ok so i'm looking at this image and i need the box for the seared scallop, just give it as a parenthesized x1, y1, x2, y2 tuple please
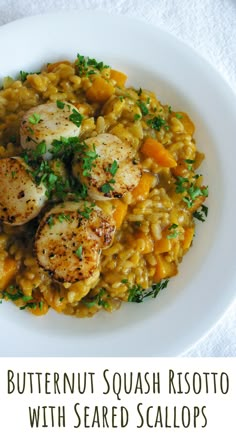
(20, 101, 82, 159)
(72, 133, 141, 201)
(34, 201, 116, 283)
(0, 157, 47, 225)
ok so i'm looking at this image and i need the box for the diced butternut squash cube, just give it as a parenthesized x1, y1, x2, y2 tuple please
(111, 199, 128, 229)
(153, 254, 178, 282)
(131, 172, 154, 201)
(140, 137, 177, 168)
(110, 69, 127, 87)
(0, 257, 18, 290)
(183, 227, 194, 251)
(174, 112, 195, 136)
(135, 231, 154, 254)
(86, 77, 115, 102)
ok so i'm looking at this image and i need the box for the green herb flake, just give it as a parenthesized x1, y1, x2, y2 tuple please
(22, 295, 33, 302)
(193, 204, 208, 222)
(134, 114, 141, 121)
(101, 179, 115, 194)
(82, 288, 109, 309)
(75, 246, 83, 259)
(29, 113, 41, 125)
(76, 54, 109, 77)
(69, 109, 83, 127)
(147, 116, 168, 131)
(57, 213, 71, 223)
(106, 160, 119, 176)
(56, 100, 65, 109)
(79, 203, 95, 219)
(175, 113, 183, 119)
(137, 100, 149, 116)
(127, 280, 169, 303)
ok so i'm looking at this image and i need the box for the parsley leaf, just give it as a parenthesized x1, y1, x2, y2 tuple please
(193, 204, 208, 222)
(82, 288, 109, 309)
(69, 109, 83, 127)
(127, 280, 169, 303)
(106, 160, 119, 176)
(75, 246, 83, 259)
(76, 54, 109, 76)
(137, 100, 149, 116)
(147, 116, 169, 131)
(101, 179, 115, 194)
(56, 100, 65, 109)
(29, 113, 41, 124)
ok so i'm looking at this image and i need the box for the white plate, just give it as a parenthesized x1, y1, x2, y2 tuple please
(0, 10, 236, 357)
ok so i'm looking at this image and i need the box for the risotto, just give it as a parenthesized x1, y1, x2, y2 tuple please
(0, 54, 208, 317)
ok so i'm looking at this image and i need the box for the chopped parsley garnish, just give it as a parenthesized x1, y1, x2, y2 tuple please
(193, 204, 208, 222)
(82, 146, 99, 177)
(82, 288, 109, 309)
(185, 158, 195, 170)
(138, 88, 142, 96)
(106, 160, 119, 176)
(34, 141, 47, 157)
(175, 175, 208, 208)
(22, 136, 92, 201)
(19, 70, 40, 81)
(167, 223, 179, 239)
(127, 280, 169, 303)
(57, 213, 72, 223)
(101, 179, 115, 194)
(137, 100, 149, 115)
(56, 100, 65, 109)
(147, 116, 169, 131)
(168, 106, 172, 113)
(1, 287, 24, 301)
(75, 246, 83, 259)
(69, 109, 83, 127)
(175, 113, 183, 119)
(28, 113, 41, 124)
(76, 54, 109, 77)
(175, 176, 189, 193)
(185, 159, 195, 164)
(134, 114, 141, 121)
(1, 286, 41, 311)
(47, 216, 54, 228)
(79, 202, 95, 219)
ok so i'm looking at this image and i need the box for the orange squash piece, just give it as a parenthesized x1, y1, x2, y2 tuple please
(183, 227, 194, 251)
(86, 77, 115, 102)
(154, 229, 172, 254)
(47, 60, 71, 72)
(135, 231, 154, 254)
(0, 257, 18, 290)
(140, 137, 177, 168)
(153, 254, 178, 282)
(110, 69, 128, 87)
(111, 199, 128, 229)
(174, 112, 195, 136)
(131, 172, 154, 201)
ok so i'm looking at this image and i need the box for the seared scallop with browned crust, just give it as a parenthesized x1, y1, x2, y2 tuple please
(34, 201, 116, 283)
(0, 157, 47, 225)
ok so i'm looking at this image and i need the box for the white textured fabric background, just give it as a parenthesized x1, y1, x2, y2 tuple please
(0, 0, 235, 356)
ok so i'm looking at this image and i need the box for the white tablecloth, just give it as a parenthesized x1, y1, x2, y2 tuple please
(0, 0, 235, 356)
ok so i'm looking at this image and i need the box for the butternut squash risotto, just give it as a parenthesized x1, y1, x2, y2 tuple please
(0, 54, 208, 317)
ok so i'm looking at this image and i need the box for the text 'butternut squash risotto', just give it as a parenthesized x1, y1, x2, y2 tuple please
(0, 54, 208, 317)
